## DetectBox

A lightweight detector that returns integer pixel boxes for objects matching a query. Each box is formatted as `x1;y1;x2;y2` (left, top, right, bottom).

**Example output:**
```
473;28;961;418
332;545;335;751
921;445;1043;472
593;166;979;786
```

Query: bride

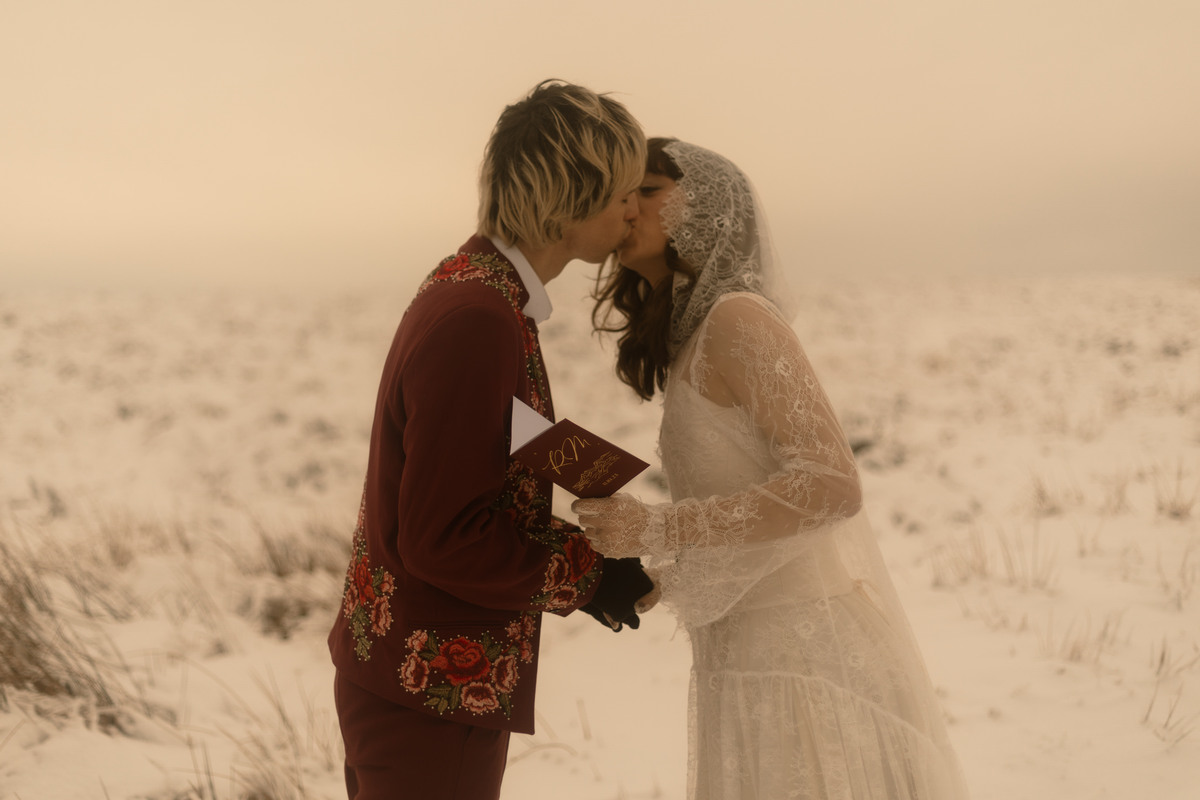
574;138;969;799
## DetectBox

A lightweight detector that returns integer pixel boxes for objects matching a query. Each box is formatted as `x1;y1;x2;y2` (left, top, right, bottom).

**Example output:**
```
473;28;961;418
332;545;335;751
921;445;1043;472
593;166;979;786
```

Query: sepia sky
2;0;1198;289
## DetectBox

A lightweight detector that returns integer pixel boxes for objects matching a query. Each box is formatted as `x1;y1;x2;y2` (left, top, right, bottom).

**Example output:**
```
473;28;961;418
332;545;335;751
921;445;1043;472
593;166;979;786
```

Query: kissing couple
327;79;969;800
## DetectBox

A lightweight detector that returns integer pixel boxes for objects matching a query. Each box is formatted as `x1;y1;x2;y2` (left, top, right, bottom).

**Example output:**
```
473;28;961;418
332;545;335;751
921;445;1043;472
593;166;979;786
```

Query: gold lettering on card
543;435;590;475
573;451;619;493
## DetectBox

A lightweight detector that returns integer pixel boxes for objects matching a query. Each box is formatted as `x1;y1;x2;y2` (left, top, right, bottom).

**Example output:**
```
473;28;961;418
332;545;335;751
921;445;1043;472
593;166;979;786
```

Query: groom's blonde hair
478;79;645;248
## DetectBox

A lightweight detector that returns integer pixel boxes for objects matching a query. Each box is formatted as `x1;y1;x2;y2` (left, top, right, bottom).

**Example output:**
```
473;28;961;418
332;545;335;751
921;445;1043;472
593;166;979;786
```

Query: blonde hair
478;79;646;248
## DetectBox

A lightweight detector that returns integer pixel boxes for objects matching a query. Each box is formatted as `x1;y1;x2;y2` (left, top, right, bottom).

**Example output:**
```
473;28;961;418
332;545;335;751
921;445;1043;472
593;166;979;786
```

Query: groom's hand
580;556;655;632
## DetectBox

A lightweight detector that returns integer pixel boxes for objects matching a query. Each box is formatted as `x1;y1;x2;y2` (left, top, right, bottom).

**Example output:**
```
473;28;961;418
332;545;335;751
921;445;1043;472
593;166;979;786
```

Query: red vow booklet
509;397;649;498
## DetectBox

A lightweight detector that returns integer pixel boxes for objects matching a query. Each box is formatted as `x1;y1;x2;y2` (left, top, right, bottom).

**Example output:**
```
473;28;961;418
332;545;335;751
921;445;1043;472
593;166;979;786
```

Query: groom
327;80;655;800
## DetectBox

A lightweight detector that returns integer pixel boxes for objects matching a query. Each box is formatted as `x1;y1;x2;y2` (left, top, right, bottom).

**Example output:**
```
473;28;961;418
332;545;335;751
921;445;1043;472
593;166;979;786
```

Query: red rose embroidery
342;580;359;617
515;476;539;510
370;597;392;636
400;653;429;693
492;655;519;694
442;254;472;274
354;561;375;602
563;535;597;583
430;638;491;686
545;585;579;611
406;630;429;651
543;554;570;592
518;638;534;664
460;682;500;714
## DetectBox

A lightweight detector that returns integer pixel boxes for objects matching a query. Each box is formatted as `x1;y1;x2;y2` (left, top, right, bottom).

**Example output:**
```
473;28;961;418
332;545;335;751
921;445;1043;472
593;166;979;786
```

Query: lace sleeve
575;293;862;559
651;293;861;551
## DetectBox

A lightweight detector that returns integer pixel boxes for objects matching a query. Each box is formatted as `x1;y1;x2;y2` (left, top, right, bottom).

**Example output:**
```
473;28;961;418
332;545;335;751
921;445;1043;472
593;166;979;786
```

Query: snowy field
1;269;1198;799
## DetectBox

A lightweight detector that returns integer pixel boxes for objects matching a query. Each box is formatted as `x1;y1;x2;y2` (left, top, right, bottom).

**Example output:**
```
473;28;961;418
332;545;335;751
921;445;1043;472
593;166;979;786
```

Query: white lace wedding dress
646;291;969;799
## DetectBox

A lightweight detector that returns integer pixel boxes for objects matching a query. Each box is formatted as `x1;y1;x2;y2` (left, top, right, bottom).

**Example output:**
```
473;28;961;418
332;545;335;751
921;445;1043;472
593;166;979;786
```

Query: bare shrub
1097;472;1132;516
1038;609;1127;665
996;525;1059;592
1030;473;1084;518
1142;679;1197;748
1156;541;1198;612
928;528;990;588
1153;461;1197;520
1150;636;1200;680
248;519;349;580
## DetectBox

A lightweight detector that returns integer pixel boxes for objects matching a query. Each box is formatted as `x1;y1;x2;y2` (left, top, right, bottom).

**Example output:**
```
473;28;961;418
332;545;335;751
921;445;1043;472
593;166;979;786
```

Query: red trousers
334;671;511;799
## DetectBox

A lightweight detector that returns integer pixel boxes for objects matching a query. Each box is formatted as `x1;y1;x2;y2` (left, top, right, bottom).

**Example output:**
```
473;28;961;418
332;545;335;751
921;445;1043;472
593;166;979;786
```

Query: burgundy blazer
328;236;604;734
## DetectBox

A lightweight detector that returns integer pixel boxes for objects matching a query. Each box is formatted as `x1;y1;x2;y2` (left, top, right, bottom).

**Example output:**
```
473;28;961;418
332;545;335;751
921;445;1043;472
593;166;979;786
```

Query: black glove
580;556;654;632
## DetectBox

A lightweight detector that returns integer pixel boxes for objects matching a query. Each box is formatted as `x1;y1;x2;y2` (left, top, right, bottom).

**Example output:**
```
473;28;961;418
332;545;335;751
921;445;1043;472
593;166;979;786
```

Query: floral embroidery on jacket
491;461;600;611
340;489;396;661
494;461;549;530
399;614;537;718
533;529;600;612
418;251;550;416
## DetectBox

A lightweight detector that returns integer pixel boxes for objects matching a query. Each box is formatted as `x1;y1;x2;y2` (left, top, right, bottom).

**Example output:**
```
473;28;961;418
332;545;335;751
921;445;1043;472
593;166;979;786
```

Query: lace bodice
634;292;859;626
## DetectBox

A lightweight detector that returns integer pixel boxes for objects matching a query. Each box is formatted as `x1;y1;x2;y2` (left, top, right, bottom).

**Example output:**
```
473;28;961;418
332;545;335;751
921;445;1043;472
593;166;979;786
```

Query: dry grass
160;665;342;800
1037;609;1127;665
1153;461;1197;520
1;509;348;798
1156;541;1199;612
929;524;1058;593
996;525;1059;592
1142;679;1198;748
0;532;164;733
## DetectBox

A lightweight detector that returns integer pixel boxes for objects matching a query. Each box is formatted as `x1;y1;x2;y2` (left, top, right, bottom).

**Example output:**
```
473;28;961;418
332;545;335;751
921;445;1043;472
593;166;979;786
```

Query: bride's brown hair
591;137;692;401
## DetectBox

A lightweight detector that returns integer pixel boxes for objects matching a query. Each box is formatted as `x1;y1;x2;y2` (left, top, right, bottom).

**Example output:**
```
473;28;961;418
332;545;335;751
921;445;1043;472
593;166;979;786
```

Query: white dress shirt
489;236;552;324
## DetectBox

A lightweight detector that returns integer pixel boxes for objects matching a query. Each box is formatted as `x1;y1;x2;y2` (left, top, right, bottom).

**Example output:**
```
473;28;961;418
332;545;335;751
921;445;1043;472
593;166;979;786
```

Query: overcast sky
2;0;1198;289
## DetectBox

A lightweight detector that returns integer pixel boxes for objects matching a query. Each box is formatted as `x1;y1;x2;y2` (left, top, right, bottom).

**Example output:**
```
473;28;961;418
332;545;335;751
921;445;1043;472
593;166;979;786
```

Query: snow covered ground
1;268;1197;799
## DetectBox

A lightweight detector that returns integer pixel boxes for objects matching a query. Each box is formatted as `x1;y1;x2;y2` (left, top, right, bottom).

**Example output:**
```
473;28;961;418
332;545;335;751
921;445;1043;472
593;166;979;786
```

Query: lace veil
660;140;795;357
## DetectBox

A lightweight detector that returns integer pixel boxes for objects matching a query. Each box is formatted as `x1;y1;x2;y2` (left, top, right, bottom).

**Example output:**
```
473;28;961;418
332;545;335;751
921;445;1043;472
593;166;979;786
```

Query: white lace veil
660;140;796;357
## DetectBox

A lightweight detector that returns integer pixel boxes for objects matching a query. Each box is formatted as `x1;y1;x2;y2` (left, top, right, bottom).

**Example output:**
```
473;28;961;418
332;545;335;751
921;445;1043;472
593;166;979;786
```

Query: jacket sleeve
391;297;601;613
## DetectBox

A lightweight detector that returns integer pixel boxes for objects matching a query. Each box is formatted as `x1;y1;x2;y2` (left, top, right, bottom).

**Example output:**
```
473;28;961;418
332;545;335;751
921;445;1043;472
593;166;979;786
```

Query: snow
1;268;1197;799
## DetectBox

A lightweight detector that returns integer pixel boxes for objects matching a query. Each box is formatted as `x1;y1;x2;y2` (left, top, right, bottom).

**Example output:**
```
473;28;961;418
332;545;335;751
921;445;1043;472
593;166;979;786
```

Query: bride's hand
572;493;655;558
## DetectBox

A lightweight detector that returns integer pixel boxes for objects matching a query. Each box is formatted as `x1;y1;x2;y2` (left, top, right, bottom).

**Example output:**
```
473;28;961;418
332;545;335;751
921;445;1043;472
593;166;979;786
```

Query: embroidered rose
339;491;397;662
354;560;375;602
406;630;429;651
400;652;429;692
543;554;570;592
441;254;473;275
430;637;491;686
342;580;358;617
563;535;597;583
371;597;392;636
514;475;539;512
460;682;500;714
492;655;519;694
544;585;579;611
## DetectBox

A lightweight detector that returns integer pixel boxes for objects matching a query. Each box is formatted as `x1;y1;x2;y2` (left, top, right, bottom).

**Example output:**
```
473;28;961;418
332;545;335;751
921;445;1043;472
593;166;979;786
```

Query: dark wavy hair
591;137;693;400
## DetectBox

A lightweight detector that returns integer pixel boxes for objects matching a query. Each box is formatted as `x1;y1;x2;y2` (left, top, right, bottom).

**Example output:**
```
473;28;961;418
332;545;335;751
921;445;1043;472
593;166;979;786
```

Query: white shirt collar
489;236;552;323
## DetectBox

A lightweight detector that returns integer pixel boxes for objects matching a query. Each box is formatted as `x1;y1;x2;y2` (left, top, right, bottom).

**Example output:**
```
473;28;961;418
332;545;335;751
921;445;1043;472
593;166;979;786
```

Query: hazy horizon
3;1;1198;290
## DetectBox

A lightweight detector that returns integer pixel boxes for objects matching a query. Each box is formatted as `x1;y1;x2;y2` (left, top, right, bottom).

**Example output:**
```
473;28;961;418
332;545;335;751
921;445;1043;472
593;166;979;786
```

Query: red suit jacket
328;236;604;734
